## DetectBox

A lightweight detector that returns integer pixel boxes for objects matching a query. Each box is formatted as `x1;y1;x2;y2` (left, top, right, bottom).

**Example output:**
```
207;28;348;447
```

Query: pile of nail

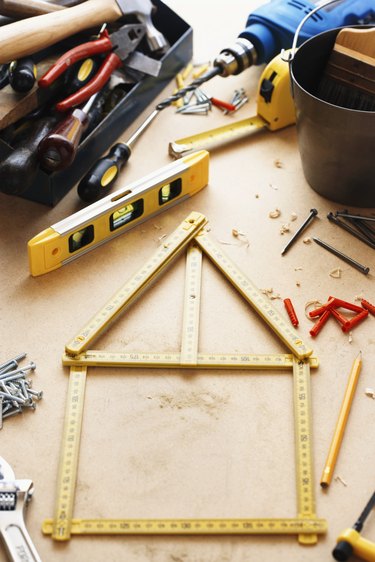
176;87;248;116
0;353;43;427
327;210;375;249
309;297;374;337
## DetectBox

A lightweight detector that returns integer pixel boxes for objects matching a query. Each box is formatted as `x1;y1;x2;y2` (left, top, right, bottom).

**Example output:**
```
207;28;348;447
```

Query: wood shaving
153;223;163;230
261;288;281;300
304;300;323;320
296;281;301;287
163;243;170;249
274;158;283;168
329;268;342;279
365;388;375;399
290;212;298;222
232;229;249;247
303;237;312;244
255;194;260;198
218;240;236;246
334;475;348;487
348;332;353;343
269;208;281;218
269;183;278;190
354;293;365;301
294;267;303;271
280;223;290;235
157;234;167;244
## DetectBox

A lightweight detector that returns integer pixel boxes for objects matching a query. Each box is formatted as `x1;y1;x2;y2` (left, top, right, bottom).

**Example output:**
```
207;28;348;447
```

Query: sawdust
290;212;298;222
274;158;283;168
269;208;281;218
365;387;375;399
279;223;290;235
329;268;342;278
335;475;348;487
158;389;228;418
261;288;281;300
303;237;312;244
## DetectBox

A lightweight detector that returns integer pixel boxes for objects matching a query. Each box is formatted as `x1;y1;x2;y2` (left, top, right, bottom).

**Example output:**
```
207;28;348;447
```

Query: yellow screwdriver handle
336;529;375;562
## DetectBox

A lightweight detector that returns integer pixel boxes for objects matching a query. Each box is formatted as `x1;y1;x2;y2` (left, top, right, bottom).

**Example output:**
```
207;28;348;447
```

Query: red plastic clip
330;308;351;331
283;298;299;327
310;309;331;337
361;299;375;316
343;309;369;332
210;97;236;112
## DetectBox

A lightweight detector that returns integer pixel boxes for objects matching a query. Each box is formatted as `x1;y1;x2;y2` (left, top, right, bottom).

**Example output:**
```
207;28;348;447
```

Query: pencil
320;351;362;488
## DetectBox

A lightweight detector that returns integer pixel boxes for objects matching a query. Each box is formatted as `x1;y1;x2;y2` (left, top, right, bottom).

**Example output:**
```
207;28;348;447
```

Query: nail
313;237;370;275
282;209;318;255
327;213;375;249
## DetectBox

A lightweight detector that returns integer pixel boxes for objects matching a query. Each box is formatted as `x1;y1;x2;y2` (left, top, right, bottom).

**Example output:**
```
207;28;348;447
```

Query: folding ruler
42;211;327;545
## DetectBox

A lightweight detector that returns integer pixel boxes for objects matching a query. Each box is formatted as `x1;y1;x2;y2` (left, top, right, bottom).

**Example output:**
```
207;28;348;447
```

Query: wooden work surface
0;1;374;561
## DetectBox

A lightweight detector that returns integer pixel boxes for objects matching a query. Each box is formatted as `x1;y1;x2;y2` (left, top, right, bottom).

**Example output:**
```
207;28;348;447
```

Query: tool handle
38;108;88;172
0;521;42;562
0;0;64;18
55;52;122;111
77;142;131;202
8;57;37;93
0;0;122;64
0;115;58;195
38;32;112;88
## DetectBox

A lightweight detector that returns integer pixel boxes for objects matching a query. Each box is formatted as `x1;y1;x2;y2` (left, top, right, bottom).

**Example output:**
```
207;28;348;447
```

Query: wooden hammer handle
0;0;64;18
0;0;122;63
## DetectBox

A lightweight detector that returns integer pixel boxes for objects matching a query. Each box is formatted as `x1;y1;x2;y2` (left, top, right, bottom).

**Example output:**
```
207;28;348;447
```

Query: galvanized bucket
289;26;375;207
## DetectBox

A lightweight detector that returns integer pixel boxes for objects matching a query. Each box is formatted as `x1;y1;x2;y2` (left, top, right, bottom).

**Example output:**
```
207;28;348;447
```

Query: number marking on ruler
195;232;313;359
52;366;87;541
65;212;207;356
62;351;319;370
43;517;327;536
293;357;316;545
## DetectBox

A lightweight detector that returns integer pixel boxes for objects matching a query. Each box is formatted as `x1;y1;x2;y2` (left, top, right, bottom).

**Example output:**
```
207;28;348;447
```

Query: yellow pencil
320;351;362;488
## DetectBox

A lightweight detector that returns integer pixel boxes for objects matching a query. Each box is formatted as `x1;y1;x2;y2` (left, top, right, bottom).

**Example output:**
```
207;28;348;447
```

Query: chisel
0;0;153;63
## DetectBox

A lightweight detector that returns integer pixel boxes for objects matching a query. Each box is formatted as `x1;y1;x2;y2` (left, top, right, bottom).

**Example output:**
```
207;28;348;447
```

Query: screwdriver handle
0;115;59;195
77;142;131;202
8;57;36;92
38;107;88;172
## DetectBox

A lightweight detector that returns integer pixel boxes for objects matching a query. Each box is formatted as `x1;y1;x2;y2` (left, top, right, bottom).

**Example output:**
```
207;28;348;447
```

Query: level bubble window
68;225;95;253
110;199;144;231
158;178;182;205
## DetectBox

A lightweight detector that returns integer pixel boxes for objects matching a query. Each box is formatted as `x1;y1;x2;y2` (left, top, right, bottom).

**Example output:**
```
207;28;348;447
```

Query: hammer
0;0;168;64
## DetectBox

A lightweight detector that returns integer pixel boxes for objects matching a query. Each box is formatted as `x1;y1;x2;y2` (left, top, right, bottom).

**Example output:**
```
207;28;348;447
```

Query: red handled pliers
38;24;146;112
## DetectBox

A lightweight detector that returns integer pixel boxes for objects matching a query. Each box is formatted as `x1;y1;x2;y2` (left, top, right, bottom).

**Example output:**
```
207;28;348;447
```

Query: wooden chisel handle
0;0;122;64
0;0;64;18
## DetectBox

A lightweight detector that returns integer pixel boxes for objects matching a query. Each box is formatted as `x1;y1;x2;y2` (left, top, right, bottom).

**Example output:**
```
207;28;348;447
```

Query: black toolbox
0;0;192;206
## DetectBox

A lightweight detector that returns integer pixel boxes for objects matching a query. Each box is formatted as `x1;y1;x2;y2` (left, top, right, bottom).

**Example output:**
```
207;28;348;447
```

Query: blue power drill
213;0;375;76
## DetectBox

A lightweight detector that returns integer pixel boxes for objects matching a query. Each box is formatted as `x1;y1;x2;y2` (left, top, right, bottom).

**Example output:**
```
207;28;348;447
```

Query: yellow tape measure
52;366;87;541
43;517;327;536
45;212;325;543
169;52;296;158
62;351;319;370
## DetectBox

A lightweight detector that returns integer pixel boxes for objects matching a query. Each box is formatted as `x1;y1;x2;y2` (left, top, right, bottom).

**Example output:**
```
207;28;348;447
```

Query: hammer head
115;0;169;53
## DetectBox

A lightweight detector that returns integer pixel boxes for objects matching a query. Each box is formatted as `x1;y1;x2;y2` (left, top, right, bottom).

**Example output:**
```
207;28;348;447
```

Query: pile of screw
175;87;248;116
0;353;43;428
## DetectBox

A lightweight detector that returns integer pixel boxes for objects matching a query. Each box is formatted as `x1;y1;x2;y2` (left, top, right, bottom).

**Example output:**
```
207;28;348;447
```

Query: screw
0;362;36;380
313;237;370;275
281;209;318;256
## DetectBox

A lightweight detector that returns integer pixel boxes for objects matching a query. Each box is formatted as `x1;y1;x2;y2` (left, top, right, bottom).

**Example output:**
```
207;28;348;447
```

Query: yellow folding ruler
169;52;296;159
43;211;326;545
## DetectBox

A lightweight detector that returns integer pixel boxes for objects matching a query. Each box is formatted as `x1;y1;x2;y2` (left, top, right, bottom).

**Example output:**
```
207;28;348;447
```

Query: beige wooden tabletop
0;1;374;561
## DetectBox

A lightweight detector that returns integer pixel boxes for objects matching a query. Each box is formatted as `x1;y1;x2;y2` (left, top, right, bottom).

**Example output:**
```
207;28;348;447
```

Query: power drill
214;0;375;76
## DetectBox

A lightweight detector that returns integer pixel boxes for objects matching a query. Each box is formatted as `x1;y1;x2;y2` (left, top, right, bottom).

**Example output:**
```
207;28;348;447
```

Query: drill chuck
214;38;257;77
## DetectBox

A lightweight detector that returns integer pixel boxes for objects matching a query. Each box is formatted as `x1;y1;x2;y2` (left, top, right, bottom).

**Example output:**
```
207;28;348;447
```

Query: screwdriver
38;92;99;172
8;57;37;93
77;108;159;202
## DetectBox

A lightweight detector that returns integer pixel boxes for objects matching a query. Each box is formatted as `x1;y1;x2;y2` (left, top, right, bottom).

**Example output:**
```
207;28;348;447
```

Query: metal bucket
290;26;375;207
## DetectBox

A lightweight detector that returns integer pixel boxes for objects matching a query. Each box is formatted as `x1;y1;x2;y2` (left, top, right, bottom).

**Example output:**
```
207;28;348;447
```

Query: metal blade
111;23;146;61
124;51;161;77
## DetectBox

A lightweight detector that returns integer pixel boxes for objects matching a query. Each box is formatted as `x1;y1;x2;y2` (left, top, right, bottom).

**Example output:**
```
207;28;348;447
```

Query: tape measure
27;151;209;277
169;51;296;159
43;517;327;536
44;212;325;543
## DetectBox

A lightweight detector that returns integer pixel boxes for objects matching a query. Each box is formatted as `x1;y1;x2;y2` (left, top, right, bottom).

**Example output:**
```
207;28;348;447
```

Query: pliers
38;24;147;112
0;457;41;562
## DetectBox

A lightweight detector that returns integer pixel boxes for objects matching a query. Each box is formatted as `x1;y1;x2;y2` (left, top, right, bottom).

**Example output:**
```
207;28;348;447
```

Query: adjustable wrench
0;457;41;562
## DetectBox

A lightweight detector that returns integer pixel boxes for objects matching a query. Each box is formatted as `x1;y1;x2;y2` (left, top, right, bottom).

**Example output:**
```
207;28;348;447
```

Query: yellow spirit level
27;150;209;276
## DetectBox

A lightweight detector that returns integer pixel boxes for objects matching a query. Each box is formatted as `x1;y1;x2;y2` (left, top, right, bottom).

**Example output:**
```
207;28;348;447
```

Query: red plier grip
39;30;113;88
55;52;122;111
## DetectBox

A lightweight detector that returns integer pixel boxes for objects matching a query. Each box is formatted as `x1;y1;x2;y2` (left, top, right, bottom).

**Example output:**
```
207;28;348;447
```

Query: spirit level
44;213;325;544
169;52;296;158
27;150;209;277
